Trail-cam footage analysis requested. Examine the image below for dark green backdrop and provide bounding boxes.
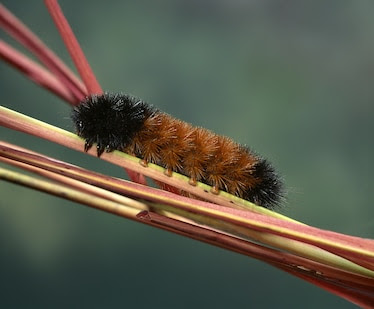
[1,1,373,308]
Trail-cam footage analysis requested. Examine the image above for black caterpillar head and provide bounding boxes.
[72,92,153,156]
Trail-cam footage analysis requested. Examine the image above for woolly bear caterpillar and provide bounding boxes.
[72,92,283,208]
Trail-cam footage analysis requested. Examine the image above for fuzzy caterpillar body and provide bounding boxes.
[72,93,283,208]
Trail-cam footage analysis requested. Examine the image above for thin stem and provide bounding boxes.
[0,166,141,218]
[1,162,373,302]
[0,40,74,103]
[0,3,86,103]
[282,267,374,308]
[44,0,102,95]
[1,137,373,279]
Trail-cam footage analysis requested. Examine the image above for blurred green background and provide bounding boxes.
[1,1,373,308]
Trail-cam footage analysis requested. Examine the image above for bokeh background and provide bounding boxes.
[1,1,373,308]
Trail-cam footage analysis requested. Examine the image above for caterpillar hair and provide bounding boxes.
[72,93,283,208]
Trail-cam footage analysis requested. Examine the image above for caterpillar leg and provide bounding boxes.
[84,141,92,152]
[210,184,220,195]
[188,178,197,186]
[139,159,148,167]
[164,168,173,177]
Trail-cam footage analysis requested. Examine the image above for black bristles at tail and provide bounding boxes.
[243,158,283,209]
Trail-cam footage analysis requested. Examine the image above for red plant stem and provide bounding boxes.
[138,212,374,304]
[282,267,374,308]
[44,0,144,183]
[1,145,373,304]
[0,4,86,103]
[1,3,143,183]
[44,0,102,95]
[139,211,373,287]
[0,106,373,272]
[1,142,374,287]
[3,146,374,297]
[0,40,75,103]
[150,198,374,301]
